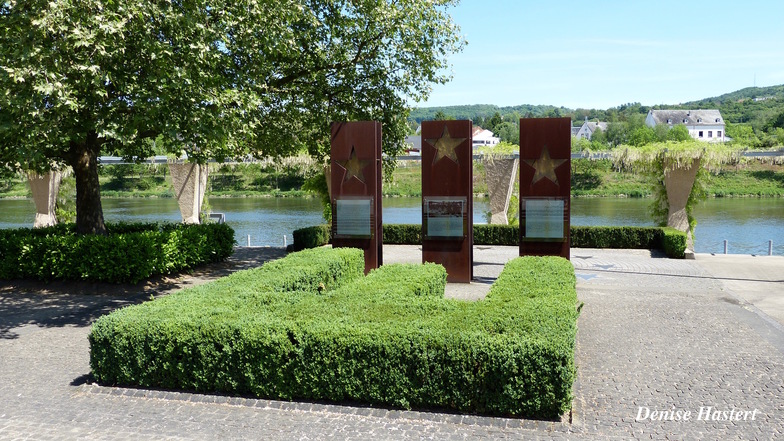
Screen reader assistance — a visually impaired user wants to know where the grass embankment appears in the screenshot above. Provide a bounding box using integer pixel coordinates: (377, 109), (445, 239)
(571, 159), (784, 198)
(0, 162), (314, 199)
(1, 158), (782, 199)
(388, 159), (784, 198)
(706, 164), (784, 197)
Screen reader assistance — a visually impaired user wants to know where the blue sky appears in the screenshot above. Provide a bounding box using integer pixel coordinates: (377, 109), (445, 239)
(419, 0), (784, 109)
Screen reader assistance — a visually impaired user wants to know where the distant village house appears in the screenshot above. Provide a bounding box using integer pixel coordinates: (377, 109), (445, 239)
(645, 109), (726, 143)
(574, 120), (609, 141)
(404, 125), (499, 156)
(472, 126), (500, 148)
(404, 135), (422, 155)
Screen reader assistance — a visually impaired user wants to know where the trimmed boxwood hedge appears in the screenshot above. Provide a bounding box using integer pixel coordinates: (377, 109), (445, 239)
(0, 222), (235, 283)
(89, 247), (577, 418)
(293, 224), (688, 258)
(291, 224), (331, 251)
(661, 227), (687, 259)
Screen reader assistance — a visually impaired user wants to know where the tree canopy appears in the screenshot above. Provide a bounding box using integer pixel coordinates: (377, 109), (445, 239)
(1, 0), (464, 233)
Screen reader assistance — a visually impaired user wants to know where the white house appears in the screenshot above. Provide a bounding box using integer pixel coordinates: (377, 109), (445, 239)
(404, 135), (422, 155)
(645, 109), (726, 143)
(472, 126), (500, 148)
(574, 120), (608, 140)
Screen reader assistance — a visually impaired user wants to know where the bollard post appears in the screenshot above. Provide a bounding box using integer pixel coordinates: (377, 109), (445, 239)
(247, 235), (251, 247)
(284, 235), (287, 248)
(724, 240), (728, 255)
(770, 240), (774, 256)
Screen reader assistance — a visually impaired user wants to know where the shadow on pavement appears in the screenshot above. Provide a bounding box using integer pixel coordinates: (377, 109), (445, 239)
(0, 247), (286, 340)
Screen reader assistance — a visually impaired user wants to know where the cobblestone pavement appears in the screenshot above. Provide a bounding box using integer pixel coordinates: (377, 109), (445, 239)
(1, 247), (783, 440)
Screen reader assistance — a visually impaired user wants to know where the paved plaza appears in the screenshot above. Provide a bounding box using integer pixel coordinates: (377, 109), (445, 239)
(1, 246), (783, 440)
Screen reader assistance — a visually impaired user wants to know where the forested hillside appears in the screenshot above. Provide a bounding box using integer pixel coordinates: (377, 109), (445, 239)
(408, 104), (566, 123)
(411, 85), (784, 148)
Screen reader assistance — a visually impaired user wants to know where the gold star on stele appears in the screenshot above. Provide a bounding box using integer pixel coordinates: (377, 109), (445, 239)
(337, 145), (371, 183)
(425, 126), (466, 165)
(524, 145), (567, 186)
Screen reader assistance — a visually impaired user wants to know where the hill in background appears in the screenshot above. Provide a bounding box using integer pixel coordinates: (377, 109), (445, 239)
(411, 85), (784, 137)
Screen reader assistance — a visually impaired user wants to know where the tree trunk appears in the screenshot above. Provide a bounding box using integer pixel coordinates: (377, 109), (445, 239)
(68, 133), (107, 235)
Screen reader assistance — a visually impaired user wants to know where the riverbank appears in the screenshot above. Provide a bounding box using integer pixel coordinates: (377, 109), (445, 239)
(1, 159), (782, 199)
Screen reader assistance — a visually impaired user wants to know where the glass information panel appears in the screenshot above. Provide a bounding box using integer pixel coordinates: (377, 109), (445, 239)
(424, 197), (466, 239)
(523, 198), (565, 240)
(334, 197), (373, 239)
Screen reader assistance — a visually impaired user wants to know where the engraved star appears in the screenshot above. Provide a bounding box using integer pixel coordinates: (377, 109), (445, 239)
(524, 145), (567, 186)
(424, 126), (466, 165)
(337, 145), (371, 183)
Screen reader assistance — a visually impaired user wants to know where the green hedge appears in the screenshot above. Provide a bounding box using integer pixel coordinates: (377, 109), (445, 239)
(90, 248), (577, 418)
(471, 224), (520, 245)
(291, 224), (331, 251)
(570, 226), (659, 249)
(570, 226), (687, 258)
(661, 227), (687, 259)
(293, 224), (688, 258)
(382, 224), (421, 244)
(0, 222), (235, 283)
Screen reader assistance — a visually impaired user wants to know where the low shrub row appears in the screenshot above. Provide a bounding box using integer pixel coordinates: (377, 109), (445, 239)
(568, 226), (687, 258)
(570, 226), (659, 249)
(661, 227), (687, 259)
(0, 222), (236, 283)
(292, 224), (688, 258)
(291, 224), (331, 251)
(382, 224), (421, 245)
(89, 248), (578, 418)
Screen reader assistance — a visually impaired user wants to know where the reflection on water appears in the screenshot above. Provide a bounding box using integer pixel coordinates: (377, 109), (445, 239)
(1, 196), (782, 255)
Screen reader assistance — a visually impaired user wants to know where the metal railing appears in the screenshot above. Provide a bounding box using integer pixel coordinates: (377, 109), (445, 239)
(722, 239), (776, 256)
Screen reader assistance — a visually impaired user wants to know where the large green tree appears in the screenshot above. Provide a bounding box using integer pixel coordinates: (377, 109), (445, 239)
(1, 0), (463, 234)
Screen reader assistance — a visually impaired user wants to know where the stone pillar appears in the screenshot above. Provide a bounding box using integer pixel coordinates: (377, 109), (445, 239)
(485, 157), (518, 225)
(27, 171), (62, 228)
(169, 163), (208, 224)
(663, 157), (700, 249)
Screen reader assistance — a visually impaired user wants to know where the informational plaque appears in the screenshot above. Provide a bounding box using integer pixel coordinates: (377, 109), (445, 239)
(331, 121), (382, 273)
(334, 197), (373, 239)
(519, 118), (571, 259)
(424, 197), (466, 239)
(522, 198), (567, 240)
(421, 120), (473, 283)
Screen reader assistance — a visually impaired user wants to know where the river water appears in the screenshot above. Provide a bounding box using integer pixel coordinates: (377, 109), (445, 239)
(1, 197), (782, 256)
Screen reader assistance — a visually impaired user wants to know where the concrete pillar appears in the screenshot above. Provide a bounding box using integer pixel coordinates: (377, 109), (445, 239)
(169, 163), (208, 224)
(663, 157), (700, 249)
(27, 171), (62, 228)
(484, 157), (518, 225)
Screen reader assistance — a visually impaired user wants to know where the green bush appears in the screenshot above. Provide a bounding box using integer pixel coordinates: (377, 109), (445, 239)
(89, 249), (577, 418)
(291, 224), (331, 251)
(0, 222), (235, 283)
(661, 227), (687, 259)
(570, 226), (686, 258)
(292, 224), (688, 258)
(472, 224), (519, 245)
(570, 226), (660, 249)
(382, 224), (421, 244)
